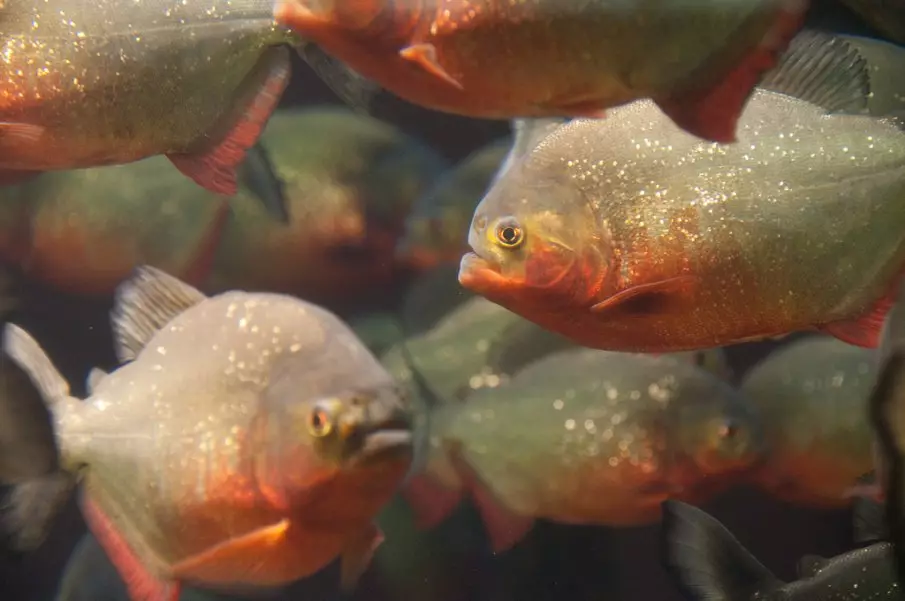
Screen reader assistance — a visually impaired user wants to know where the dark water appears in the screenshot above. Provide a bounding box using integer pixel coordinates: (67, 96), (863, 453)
(0, 1), (893, 600)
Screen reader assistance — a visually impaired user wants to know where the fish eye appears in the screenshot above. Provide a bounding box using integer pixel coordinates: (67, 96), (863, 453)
(494, 218), (525, 249)
(307, 404), (334, 438)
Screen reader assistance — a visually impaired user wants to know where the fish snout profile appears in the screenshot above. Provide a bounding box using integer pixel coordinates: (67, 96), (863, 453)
(343, 388), (414, 466)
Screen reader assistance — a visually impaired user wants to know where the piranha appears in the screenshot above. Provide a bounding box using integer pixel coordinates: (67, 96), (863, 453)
(403, 348), (764, 552)
(459, 30), (905, 352)
(660, 499), (905, 601)
(740, 336), (877, 508)
(271, 0), (810, 143)
(0, 266), (413, 601)
(0, 0), (312, 222)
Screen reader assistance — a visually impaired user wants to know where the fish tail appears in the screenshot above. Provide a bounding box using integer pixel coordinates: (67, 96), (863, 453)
(659, 500), (783, 601)
(0, 323), (80, 550)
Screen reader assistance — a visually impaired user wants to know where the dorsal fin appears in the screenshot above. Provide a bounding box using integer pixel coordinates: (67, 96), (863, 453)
(85, 368), (107, 395)
(493, 118), (568, 186)
(759, 29), (870, 114)
(110, 266), (208, 364)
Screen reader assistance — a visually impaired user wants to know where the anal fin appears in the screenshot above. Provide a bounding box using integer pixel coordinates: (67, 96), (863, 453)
(81, 495), (180, 601)
(167, 46), (291, 203)
(820, 290), (893, 348)
(446, 444), (533, 553)
(401, 473), (464, 530)
(656, 3), (808, 143)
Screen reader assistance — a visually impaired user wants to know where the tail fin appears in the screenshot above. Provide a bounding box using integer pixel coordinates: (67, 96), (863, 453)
(0, 323), (78, 550)
(867, 343), (905, 587)
(660, 500), (783, 601)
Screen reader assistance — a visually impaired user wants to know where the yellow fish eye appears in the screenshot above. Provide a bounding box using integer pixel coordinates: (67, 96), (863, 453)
(495, 218), (525, 249)
(307, 403), (335, 438)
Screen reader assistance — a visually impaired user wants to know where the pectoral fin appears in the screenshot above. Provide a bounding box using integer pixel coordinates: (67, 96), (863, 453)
(170, 520), (290, 583)
(399, 44), (463, 90)
(339, 523), (383, 592)
(590, 276), (697, 317)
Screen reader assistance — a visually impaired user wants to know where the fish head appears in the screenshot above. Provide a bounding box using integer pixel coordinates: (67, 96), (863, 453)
(257, 380), (414, 508)
(459, 171), (607, 319)
(672, 388), (766, 483)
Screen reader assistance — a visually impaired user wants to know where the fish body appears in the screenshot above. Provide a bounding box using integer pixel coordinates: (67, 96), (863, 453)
(405, 348), (763, 551)
(0, 0), (298, 215)
(396, 138), (511, 270)
(204, 107), (449, 310)
(274, 0), (809, 143)
(460, 32), (905, 352)
(661, 500), (904, 600)
(743, 336), (877, 508)
(0, 107), (446, 306)
(0, 267), (412, 600)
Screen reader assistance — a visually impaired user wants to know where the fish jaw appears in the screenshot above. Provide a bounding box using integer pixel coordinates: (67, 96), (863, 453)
(458, 252), (519, 295)
(348, 428), (414, 467)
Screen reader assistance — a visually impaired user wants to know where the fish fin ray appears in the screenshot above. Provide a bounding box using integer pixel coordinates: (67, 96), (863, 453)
(660, 500), (783, 601)
(852, 493), (888, 544)
(339, 523), (382, 592)
(168, 45), (290, 221)
(655, 4), (808, 143)
(447, 443), (533, 553)
(86, 368), (108, 395)
(401, 474), (464, 529)
(589, 276), (696, 317)
(820, 294), (892, 348)
(399, 44), (463, 90)
(111, 266), (207, 363)
(759, 30), (870, 113)
(82, 495), (180, 601)
(2, 472), (76, 551)
(169, 520), (290, 583)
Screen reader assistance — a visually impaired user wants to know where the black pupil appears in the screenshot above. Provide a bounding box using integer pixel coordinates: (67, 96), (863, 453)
(723, 422), (738, 437)
(502, 227), (518, 243)
(312, 412), (324, 429)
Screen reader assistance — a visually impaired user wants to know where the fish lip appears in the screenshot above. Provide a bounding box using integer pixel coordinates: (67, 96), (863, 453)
(349, 429), (414, 465)
(458, 252), (508, 290)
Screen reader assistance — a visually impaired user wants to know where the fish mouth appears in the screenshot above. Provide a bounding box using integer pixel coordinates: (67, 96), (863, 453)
(349, 423), (414, 465)
(458, 252), (510, 291)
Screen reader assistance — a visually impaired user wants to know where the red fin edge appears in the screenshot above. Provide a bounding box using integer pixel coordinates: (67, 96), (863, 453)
(81, 496), (180, 601)
(657, 1), (809, 143)
(821, 293), (893, 349)
(446, 446), (534, 553)
(401, 474), (464, 530)
(168, 47), (291, 196)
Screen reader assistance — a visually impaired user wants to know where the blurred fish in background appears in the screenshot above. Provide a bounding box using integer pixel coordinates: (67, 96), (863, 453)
(396, 139), (511, 271)
(742, 336), (878, 508)
(0, 107), (447, 313)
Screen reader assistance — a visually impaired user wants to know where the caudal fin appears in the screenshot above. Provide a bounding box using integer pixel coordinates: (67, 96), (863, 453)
(0, 324), (78, 550)
(660, 500), (783, 601)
